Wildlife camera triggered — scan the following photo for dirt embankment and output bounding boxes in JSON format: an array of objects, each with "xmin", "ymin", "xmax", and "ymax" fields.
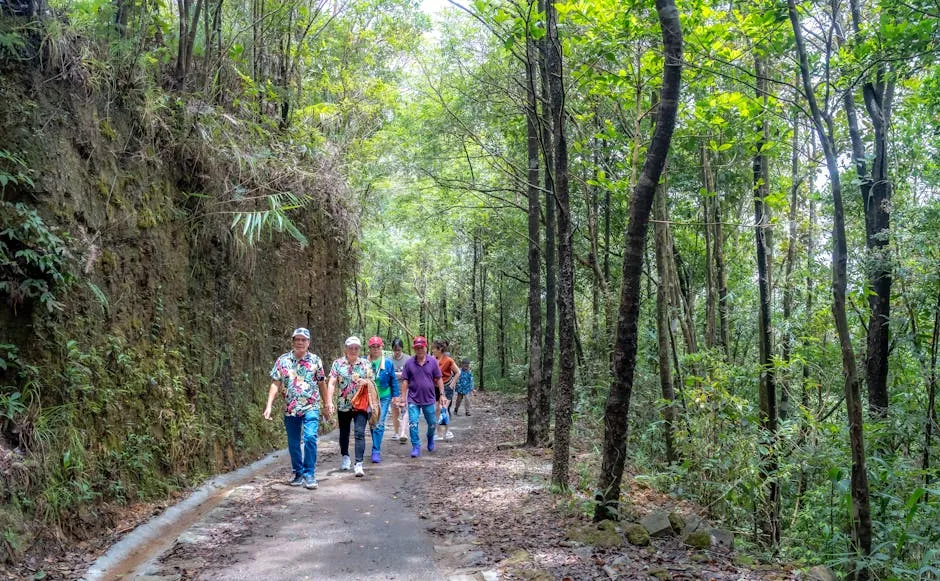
[{"xmin": 0, "ymin": 59, "xmax": 352, "ymax": 566}]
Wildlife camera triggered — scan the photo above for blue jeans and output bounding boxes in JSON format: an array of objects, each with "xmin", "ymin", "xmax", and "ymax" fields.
[
  {"xmin": 371, "ymin": 396, "xmax": 392, "ymax": 453},
  {"xmin": 284, "ymin": 409, "xmax": 319, "ymax": 478},
  {"xmin": 408, "ymin": 403, "xmax": 437, "ymax": 446}
]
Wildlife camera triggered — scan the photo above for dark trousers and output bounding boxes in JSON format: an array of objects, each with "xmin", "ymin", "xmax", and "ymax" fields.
[{"xmin": 338, "ymin": 409, "xmax": 369, "ymax": 463}]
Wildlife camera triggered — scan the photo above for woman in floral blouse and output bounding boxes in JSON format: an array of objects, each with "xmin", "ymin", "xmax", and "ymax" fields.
[{"xmin": 326, "ymin": 336, "xmax": 373, "ymax": 477}]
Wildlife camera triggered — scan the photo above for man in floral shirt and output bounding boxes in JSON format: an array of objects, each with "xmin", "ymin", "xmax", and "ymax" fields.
[{"xmin": 264, "ymin": 327, "xmax": 327, "ymax": 489}]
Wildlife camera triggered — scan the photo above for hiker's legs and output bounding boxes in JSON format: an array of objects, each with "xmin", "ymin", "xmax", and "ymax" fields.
[
  {"xmin": 392, "ymin": 399, "xmax": 402, "ymax": 435},
  {"xmin": 408, "ymin": 403, "xmax": 421, "ymax": 446},
  {"xmin": 353, "ymin": 411, "xmax": 368, "ymax": 463},
  {"xmin": 421, "ymin": 403, "xmax": 437, "ymax": 444},
  {"xmin": 371, "ymin": 396, "xmax": 390, "ymax": 453},
  {"xmin": 283, "ymin": 415, "xmax": 303, "ymax": 477},
  {"xmin": 301, "ymin": 409, "xmax": 320, "ymax": 478},
  {"xmin": 338, "ymin": 410, "xmax": 353, "ymax": 457}
]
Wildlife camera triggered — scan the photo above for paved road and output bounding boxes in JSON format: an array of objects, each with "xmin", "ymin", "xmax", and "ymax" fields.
[{"xmin": 133, "ymin": 412, "xmax": 475, "ymax": 581}]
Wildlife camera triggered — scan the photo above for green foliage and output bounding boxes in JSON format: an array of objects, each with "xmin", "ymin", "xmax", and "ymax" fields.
[{"xmin": 0, "ymin": 200, "xmax": 74, "ymax": 313}]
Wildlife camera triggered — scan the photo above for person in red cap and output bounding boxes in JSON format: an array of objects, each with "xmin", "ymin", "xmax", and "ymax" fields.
[
  {"xmin": 400, "ymin": 336, "xmax": 445, "ymax": 457},
  {"xmin": 366, "ymin": 336, "xmax": 400, "ymax": 463}
]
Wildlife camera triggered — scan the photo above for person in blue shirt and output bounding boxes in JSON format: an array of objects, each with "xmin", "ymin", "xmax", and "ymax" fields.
[
  {"xmin": 366, "ymin": 336, "xmax": 400, "ymax": 463},
  {"xmin": 453, "ymin": 358, "xmax": 473, "ymax": 416}
]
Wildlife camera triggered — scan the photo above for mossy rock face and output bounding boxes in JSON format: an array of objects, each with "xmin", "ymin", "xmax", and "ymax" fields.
[
  {"xmin": 668, "ymin": 512, "xmax": 685, "ymax": 533},
  {"xmin": 566, "ymin": 521, "xmax": 623, "ymax": 548},
  {"xmin": 625, "ymin": 523, "xmax": 650, "ymax": 546},
  {"xmin": 684, "ymin": 530, "xmax": 711, "ymax": 549},
  {"xmin": 649, "ymin": 568, "xmax": 671, "ymax": 580}
]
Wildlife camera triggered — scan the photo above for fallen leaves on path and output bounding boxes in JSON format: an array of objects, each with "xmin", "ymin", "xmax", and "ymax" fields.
[{"xmin": 413, "ymin": 392, "xmax": 796, "ymax": 581}]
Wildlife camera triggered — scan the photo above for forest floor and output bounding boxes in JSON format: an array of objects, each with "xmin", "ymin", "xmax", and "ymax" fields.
[{"xmin": 7, "ymin": 392, "xmax": 800, "ymax": 580}]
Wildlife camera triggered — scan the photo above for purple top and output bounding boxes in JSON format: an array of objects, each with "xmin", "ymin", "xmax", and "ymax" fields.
[{"xmin": 402, "ymin": 355, "xmax": 442, "ymax": 405}]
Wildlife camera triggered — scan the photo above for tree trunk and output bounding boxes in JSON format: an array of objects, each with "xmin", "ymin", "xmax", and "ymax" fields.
[
  {"xmin": 546, "ymin": 0, "xmax": 576, "ymax": 490},
  {"xmin": 525, "ymin": 29, "xmax": 545, "ymax": 444},
  {"xmin": 788, "ymin": 3, "xmax": 873, "ymax": 576},
  {"xmin": 538, "ymin": 0, "xmax": 557, "ymax": 416},
  {"xmin": 498, "ymin": 275, "xmax": 506, "ymax": 378},
  {"xmin": 478, "ymin": 235, "xmax": 487, "ymax": 392},
  {"xmin": 753, "ymin": 54, "xmax": 779, "ymax": 548},
  {"xmin": 594, "ymin": 0, "xmax": 682, "ymax": 520},
  {"xmin": 703, "ymin": 144, "xmax": 718, "ymax": 350},
  {"xmin": 654, "ymin": 181, "xmax": 678, "ymax": 465},
  {"xmin": 844, "ymin": 0, "xmax": 893, "ymax": 419},
  {"xmin": 781, "ymin": 108, "xmax": 800, "ymax": 421},
  {"xmin": 924, "ymin": 276, "xmax": 940, "ymax": 495}
]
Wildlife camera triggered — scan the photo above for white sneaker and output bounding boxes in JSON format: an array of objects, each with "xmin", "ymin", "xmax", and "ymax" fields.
[
  {"xmin": 444, "ymin": 430, "xmax": 455, "ymax": 440},
  {"xmin": 354, "ymin": 462, "xmax": 364, "ymax": 477},
  {"xmin": 341, "ymin": 455, "xmax": 351, "ymax": 470}
]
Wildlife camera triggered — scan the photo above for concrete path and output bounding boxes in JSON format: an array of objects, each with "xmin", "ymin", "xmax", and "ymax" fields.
[{"xmin": 129, "ymin": 411, "xmax": 475, "ymax": 580}]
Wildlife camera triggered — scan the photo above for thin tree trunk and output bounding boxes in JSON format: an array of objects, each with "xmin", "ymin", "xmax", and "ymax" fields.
[
  {"xmin": 594, "ymin": 0, "xmax": 682, "ymax": 520},
  {"xmin": 654, "ymin": 181, "xmax": 678, "ymax": 464},
  {"xmin": 538, "ymin": 0, "xmax": 556, "ymax": 416},
  {"xmin": 781, "ymin": 108, "xmax": 800, "ymax": 421},
  {"xmin": 524, "ymin": 25, "xmax": 546, "ymax": 445},
  {"xmin": 788, "ymin": 3, "xmax": 873, "ymax": 575},
  {"xmin": 703, "ymin": 144, "xmax": 718, "ymax": 350},
  {"xmin": 547, "ymin": 0, "xmax": 576, "ymax": 490},
  {"xmin": 924, "ymin": 276, "xmax": 940, "ymax": 495},
  {"xmin": 753, "ymin": 54, "xmax": 779, "ymax": 548},
  {"xmin": 498, "ymin": 275, "xmax": 506, "ymax": 378}
]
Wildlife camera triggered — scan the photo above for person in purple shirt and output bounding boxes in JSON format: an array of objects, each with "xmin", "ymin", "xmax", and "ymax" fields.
[{"xmin": 400, "ymin": 335, "xmax": 445, "ymax": 458}]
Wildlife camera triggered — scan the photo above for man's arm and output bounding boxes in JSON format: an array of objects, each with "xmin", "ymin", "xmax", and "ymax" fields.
[
  {"xmin": 436, "ymin": 376, "xmax": 445, "ymax": 403},
  {"xmin": 389, "ymin": 363, "xmax": 401, "ymax": 399},
  {"xmin": 400, "ymin": 379, "xmax": 408, "ymax": 407},
  {"xmin": 317, "ymin": 380, "xmax": 331, "ymax": 419},
  {"xmin": 263, "ymin": 382, "xmax": 279, "ymax": 420}
]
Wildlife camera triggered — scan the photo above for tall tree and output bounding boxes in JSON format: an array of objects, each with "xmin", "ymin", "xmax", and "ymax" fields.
[
  {"xmin": 788, "ymin": 1, "xmax": 873, "ymax": 575},
  {"xmin": 753, "ymin": 53, "xmax": 779, "ymax": 548},
  {"xmin": 538, "ymin": 0, "xmax": 557, "ymax": 422},
  {"xmin": 594, "ymin": 0, "xmax": 683, "ymax": 520},
  {"xmin": 547, "ymin": 0, "xmax": 577, "ymax": 489},
  {"xmin": 654, "ymin": 181, "xmax": 678, "ymax": 464},
  {"xmin": 843, "ymin": 0, "xmax": 894, "ymax": 418},
  {"xmin": 524, "ymin": 11, "xmax": 548, "ymax": 446}
]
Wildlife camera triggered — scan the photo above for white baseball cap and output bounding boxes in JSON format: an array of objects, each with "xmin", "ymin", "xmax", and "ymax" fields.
[
  {"xmin": 292, "ymin": 328, "xmax": 311, "ymax": 340},
  {"xmin": 345, "ymin": 336, "xmax": 362, "ymax": 347}
]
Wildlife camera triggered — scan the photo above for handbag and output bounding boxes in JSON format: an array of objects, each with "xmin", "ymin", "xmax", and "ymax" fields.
[{"xmin": 351, "ymin": 379, "xmax": 382, "ymax": 428}]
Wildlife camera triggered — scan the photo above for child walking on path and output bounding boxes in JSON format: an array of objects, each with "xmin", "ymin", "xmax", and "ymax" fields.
[{"xmin": 453, "ymin": 358, "xmax": 473, "ymax": 416}]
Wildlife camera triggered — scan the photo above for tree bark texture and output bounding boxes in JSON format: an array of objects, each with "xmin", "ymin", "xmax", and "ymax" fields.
[
  {"xmin": 538, "ymin": 0, "xmax": 557, "ymax": 416},
  {"xmin": 654, "ymin": 182, "xmax": 678, "ymax": 465},
  {"xmin": 594, "ymin": 0, "xmax": 682, "ymax": 520},
  {"xmin": 547, "ymin": 0, "xmax": 577, "ymax": 490},
  {"xmin": 525, "ymin": 30, "xmax": 546, "ymax": 445}
]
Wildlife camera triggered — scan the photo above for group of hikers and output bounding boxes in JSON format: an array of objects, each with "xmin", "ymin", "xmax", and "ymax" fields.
[{"xmin": 263, "ymin": 328, "xmax": 475, "ymax": 489}]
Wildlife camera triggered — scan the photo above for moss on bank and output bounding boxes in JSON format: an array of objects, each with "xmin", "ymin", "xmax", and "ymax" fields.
[{"xmin": 0, "ymin": 58, "xmax": 352, "ymax": 561}]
